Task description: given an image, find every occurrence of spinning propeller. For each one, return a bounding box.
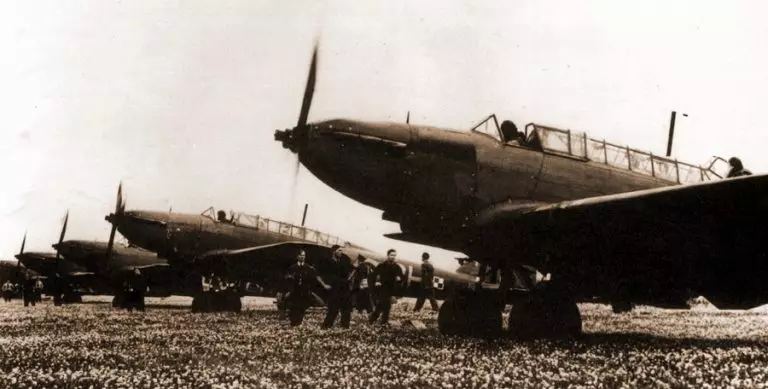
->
[275,44,319,202]
[106,182,126,262]
[16,231,26,279]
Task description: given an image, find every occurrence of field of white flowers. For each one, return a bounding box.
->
[1,296,768,389]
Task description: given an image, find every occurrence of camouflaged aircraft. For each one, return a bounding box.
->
[103,185,482,311]
[273,45,768,338]
[37,201,173,306]
[13,231,98,302]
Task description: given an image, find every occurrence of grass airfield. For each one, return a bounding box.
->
[1,296,768,388]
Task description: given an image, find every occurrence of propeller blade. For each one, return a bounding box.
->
[19,231,26,255]
[106,223,118,262]
[406,111,410,124]
[116,181,124,215]
[56,210,69,260]
[297,44,318,128]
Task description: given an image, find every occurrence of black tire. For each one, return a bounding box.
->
[112,294,123,308]
[228,293,242,312]
[508,293,582,340]
[438,299,463,335]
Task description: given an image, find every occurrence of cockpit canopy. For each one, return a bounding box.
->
[200,207,353,247]
[469,114,729,184]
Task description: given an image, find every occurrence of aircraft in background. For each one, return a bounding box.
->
[13,232,96,302]
[274,45,768,338]
[44,196,172,306]
[104,184,487,311]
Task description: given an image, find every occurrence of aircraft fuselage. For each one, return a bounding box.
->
[284,118,677,252]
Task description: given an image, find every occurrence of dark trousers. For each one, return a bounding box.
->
[414,288,439,311]
[289,305,308,326]
[370,291,394,324]
[287,295,311,326]
[23,292,35,307]
[353,288,373,313]
[322,287,352,328]
[286,291,312,326]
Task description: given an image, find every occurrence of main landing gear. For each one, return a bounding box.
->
[438,268,582,340]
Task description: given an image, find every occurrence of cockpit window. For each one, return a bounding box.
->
[703,156,731,179]
[470,114,502,142]
[200,207,216,220]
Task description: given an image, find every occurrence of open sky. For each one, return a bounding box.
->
[2,0,767,270]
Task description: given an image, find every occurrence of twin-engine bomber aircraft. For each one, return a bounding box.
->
[274,46,768,338]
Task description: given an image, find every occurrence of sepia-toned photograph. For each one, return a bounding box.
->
[2,1,768,388]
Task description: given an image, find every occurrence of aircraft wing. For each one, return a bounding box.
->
[194,241,334,290]
[475,174,768,309]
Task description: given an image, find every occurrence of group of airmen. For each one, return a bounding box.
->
[282,246,440,328]
[2,278,45,306]
[3,243,442,323]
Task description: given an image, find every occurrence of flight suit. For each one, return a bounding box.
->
[34,279,44,303]
[351,262,373,314]
[369,261,404,325]
[22,278,36,307]
[284,263,319,326]
[192,275,212,313]
[2,281,13,302]
[414,261,439,312]
[125,273,147,312]
[318,255,355,328]
[51,276,64,306]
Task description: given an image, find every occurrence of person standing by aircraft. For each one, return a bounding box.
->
[34,278,44,303]
[369,249,404,326]
[351,254,373,314]
[284,249,328,326]
[2,280,14,302]
[414,252,439,312]
[125,268,146,312]
[22,276,36,307]
[51,274,64,306]
[192,273,212,312]
[727,157,752,178]
[319,245,355,329]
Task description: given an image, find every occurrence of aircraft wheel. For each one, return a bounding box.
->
[112,294,123,308]
[439,290,503,337]
[611,300,633,313]
[62,291,82,304]
[229,294,243,312]
[191,293,203,313]
[508,289,582,340]
[438,298,468,335]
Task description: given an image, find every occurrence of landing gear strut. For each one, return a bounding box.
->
[437,265,582,340]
